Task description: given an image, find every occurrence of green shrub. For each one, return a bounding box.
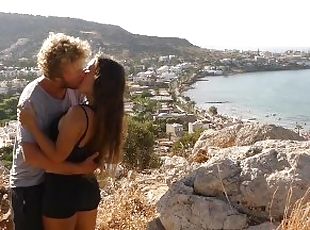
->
[208,106,218,116]
[123,117,161,170]
[172,129,203,156]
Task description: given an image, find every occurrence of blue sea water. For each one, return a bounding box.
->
[183,69,310,130]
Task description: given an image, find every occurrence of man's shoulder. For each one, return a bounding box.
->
[19,77,44,102]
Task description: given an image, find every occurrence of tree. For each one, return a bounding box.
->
[132,96,159,121]
[0,95,19,122]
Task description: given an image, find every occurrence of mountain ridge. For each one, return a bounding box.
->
[0,12,203,65]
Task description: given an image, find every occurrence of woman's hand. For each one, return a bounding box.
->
[19,101,38,132]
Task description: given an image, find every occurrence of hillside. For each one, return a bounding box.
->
[0,12,202,65]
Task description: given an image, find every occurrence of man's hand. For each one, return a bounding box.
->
[78,152,99,174]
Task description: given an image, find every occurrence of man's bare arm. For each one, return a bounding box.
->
[22,142,98,175]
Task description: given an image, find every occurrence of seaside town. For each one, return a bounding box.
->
[0,48,310,152]
[1,43,310,230]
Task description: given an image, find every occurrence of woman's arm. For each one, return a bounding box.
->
[22,142,98,174]
[20,105,88,163]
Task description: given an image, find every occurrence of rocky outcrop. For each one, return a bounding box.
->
[95,123,309,229]
[193,123,305,154]
[96,155,199,230]
[157,140,310,229]
[246,222,277,230]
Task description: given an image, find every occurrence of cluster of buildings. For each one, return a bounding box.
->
[0,121,17,148]
[0,79,28,94]
[1,48,310,153]
[128,62,192,90]
[203,49,310,75]
[0,65,38,94]
[0,65,39,79]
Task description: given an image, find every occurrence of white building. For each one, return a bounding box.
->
[159,56,169,62]
[188,121,203,133]
[166,123,183,138]
[170,66,182,74]
[177,62,191,70]
[159,72,177,81]
[157,65,169,75]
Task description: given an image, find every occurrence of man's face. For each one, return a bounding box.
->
[61,59,85,89]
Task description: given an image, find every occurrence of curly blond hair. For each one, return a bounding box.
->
[37,33,91,79]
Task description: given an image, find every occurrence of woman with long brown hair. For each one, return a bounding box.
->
[19,56,126,230]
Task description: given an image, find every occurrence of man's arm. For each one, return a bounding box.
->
[22,142,98,175]
[21,106,86,163]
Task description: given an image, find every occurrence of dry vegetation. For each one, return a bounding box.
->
[278,188,310,230]
[0,172,13,230]
[96,180,158,230]
[94,168,309,230]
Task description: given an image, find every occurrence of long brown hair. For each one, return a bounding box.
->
[88,57,125,166]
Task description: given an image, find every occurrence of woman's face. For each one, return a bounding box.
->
[79,58,97,95]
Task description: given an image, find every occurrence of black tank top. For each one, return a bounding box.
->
[48,105,93,163]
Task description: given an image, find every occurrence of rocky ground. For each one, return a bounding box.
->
[0,165,13,230]
[1,123,309,230]
[96,123,309,230]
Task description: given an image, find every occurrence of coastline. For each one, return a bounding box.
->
[178,66,310,94]
[224,66,310,77]
[176,68,310,139]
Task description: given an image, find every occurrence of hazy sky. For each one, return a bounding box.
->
[2,0,310,50]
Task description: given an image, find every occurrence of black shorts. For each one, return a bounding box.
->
[42,173,101,219]
[12,183,44,230]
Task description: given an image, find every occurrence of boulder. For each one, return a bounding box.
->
[193,123,305,154]
[158,140,310,229]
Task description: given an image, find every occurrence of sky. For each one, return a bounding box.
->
[1,0,310,51]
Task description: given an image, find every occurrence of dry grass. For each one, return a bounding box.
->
[96,182,158,230]
[277,188,310,230]
[189,148,210,163]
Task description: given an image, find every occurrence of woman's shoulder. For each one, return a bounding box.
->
[64,105,94,123]
[58,105,90,133]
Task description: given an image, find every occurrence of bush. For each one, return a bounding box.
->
[123,117,161,170]
[208,106,218,116]
[184,96,191,102]
[0,146,13,169]
[172,129,203,156]
[153,120,167,138]
[96,183,157,230]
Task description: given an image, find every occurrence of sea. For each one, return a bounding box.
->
[183,69,310,131]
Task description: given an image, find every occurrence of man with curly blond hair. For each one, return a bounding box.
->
[10,33,98,230]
